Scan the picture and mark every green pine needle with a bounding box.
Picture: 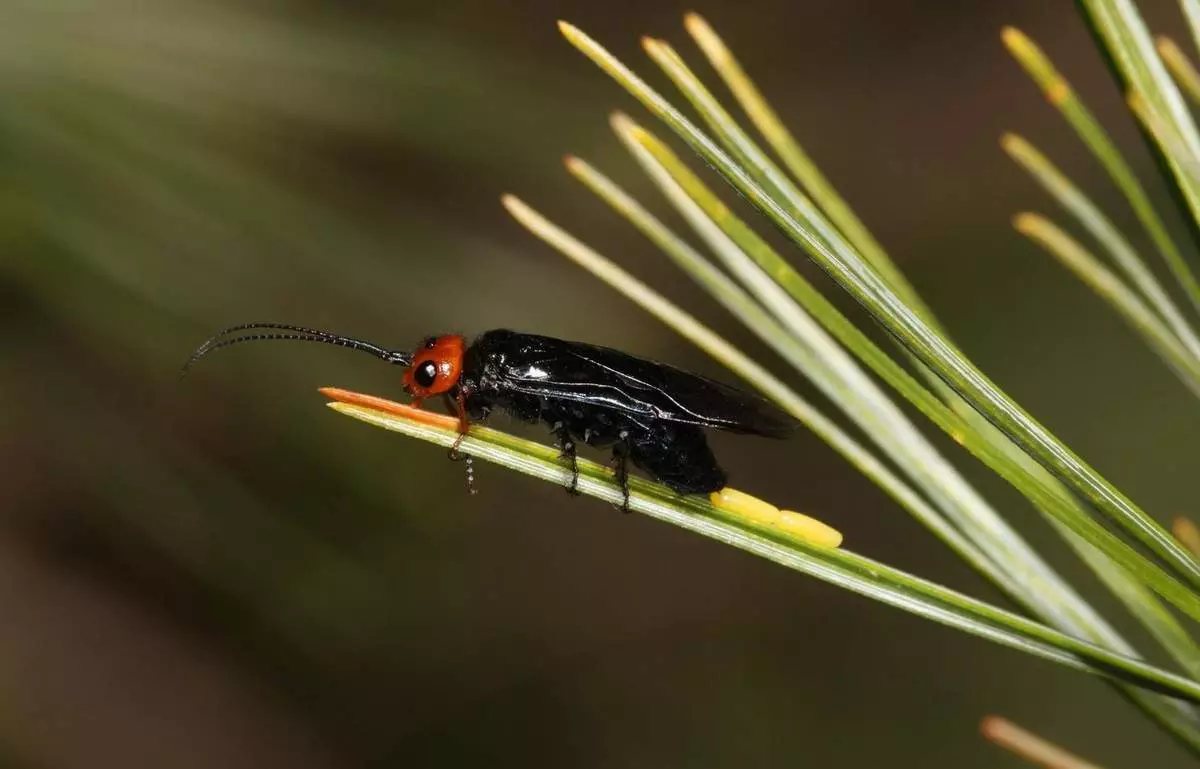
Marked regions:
[325,395,1200,706]
[1003,25,1200,316]
[557,18,1200,594]
[1014,212,1200,397]
[1002,132,1200,362]
[1158,36,1200,106]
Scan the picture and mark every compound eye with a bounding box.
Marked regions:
[414,360,438,388]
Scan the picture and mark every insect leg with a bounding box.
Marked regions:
[446,392,471,461]
[444,393,477,495]
[454,392,471,434]
[552,422,580,495]
[612,431,631,513]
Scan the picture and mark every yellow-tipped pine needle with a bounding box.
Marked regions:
[1185,0,1200,59]
[1002,27,1073,105]
[682,12,919,313]
[1158,36,1200,106]
[1127,92,1200,215]
[981,716,1104,769]
[1003,26,1200,315]
[1174,517,1200,558]
[1001,132,1200,361]
[1013,213,1200,397]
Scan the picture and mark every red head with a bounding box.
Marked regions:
[403,335,465,399]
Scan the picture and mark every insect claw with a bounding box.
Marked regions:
[555,431,581,496]
[445,433,477,494]
[448,428,469,460]
[612,440,631,513]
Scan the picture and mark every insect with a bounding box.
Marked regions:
[185,323,794,508]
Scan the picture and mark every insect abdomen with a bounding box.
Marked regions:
[462,331,730,496]
[492,394,727,495]
[626,424,726,495]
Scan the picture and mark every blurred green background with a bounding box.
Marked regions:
[4,0,1200,766]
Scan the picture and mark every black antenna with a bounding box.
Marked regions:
[182,322,413,376]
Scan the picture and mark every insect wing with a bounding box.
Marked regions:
[490,333,793,437]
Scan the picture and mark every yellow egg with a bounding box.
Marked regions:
[710,488,843,548]
[778,510,844,549]
[709,487,781,525]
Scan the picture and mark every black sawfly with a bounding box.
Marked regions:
[185,324,795,508]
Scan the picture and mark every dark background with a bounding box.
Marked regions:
[3,0,1199,766]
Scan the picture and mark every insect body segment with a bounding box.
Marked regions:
[457,330,780,505]
[186,325,793,506]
